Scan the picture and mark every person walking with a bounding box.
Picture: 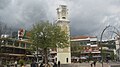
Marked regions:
[106,59,109,64]
[91,61,93,67]
[53,62,57,67]
[58,61,60,67]
[40,62,44,67]
[31,61,36,67]
[21,63,24,67]
[93,60,97,67]
[15,61,17,67]
[91,63,93,67]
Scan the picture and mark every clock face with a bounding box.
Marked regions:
[59,9,61,12]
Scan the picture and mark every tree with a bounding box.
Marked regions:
[71,44,84,62]
[110,52,116,61]
[30,21,69,66]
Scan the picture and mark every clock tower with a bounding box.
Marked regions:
[56,5,71,64]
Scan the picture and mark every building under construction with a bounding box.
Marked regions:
[0,29,36,65]
[0,37,34,65]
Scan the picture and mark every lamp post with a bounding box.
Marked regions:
[0,39,1,65]
[100,25,120,67]
[100,25,110,67]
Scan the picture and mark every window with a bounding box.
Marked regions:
[8,40,13,46]
[62,17,66,19]
[1,40,6,45]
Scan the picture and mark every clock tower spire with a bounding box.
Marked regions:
[57,5,68,20]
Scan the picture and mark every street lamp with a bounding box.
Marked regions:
[0,39,1,65]
[100,25,120,67]
[100,25,110,67]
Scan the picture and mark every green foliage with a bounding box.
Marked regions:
[110,52,115,60]
[19,59,25,65]
[89,52,92,61]
[30,21,69,49]
[72,45,83,51]
[71,45,84,58]
[30,21,69,64]
[71,45,83,53]
[26,60,32,64]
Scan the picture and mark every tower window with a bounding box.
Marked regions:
[62,17,66,19]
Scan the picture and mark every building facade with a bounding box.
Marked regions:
[71,36,117,62]
[0,37,33,65]
[71,36,101,62]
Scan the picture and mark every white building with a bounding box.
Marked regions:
[56,5,71,64]
[71,36,101,62]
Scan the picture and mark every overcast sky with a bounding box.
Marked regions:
[0,0,120,38]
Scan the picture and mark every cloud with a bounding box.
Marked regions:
[68,0,120,37]
[0,0,47,29]
[0,0,120,38]
[0,0,10,9]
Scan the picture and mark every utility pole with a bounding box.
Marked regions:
[0,39,1,65]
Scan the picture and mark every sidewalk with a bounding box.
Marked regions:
[2,63,108,67]
[3,62,120,67]
[61,62,109,67]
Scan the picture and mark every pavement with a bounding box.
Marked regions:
[61,62,119,67]
[61,63,110,67]
[3,62,120,67]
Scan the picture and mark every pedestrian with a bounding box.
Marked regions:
[15,61,17,67]
[91,63,93,67]
[40,62,43,67]
[53,62,57,67]
[21,63,24,67]
[90,61,93,67]
[58,61,60,67]
[93,60,97,67]
[31,61,36,67]
[106,59,109,63]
